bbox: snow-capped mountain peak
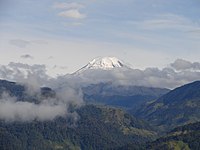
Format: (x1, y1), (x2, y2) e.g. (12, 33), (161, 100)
(88, 57), (124, 69)
(74, 57), (126, 74)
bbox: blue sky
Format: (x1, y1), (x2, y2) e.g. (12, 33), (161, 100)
(1, 0), (200, 75)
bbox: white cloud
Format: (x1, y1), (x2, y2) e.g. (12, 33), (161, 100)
(58, 9), (86, 19)
(0, 62), (84, 122)
(54, 2), (86, 19)
(0, 90), (82, 122)
(0, 96), (66, 122)
(0, 62), (49, 91)
(171, 59), (200, 71)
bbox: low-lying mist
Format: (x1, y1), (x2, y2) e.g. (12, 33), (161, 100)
(0, 68), (83, 122)
(0, 85), (83, 122)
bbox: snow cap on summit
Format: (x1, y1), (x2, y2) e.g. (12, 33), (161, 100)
(74, 57), (127, 74)
(88, 57), (124, 69)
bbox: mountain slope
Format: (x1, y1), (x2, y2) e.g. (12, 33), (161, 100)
(147, 122), (200, 150)
(0, 105), (157, 150)
(0, 79), (157, 149)
(135, 81), (200, 131)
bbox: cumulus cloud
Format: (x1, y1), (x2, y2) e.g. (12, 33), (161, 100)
(0, 62), (50, 96)
(20, 54), (34, 59)
(58, 9), (86, 19)
(54, 2), (86, 19)
(0, 62), (48, 82)
(171, 59), (200, 71)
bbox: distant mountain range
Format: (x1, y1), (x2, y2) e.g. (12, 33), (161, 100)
(83, 82), (169, 109)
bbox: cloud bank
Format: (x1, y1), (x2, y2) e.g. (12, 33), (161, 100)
(0, 59), (200, 90)
(66, 59), (200, 89)
(0, 86), (83, 122)
(0, 59), (199, 122)
(0, 63), (83, 122)
(0, 93), (66, 122)
(171, 59), (200, 71)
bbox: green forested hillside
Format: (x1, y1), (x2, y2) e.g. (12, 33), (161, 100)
(0, 105), (157, 150)
(135, 81), (200, 131)
(1, 79), (200, 149)
(147, 122), (200, 150)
